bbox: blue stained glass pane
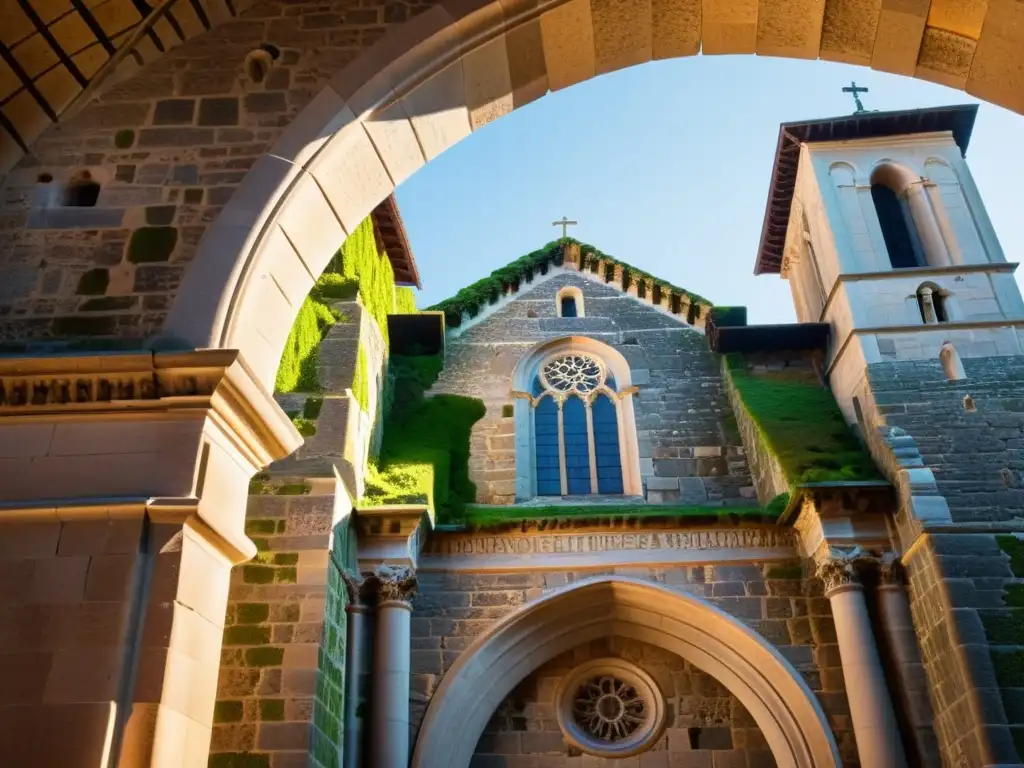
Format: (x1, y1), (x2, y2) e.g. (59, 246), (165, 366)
(535, 396), (561, 495)
(563, 397), (591, 494)
(593, 394), (623, 494)
(532, 375), (545, 397)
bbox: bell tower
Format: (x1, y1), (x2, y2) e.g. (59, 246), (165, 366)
(755, 103), (1024, 420)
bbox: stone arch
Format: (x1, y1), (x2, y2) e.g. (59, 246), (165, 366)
(411, 576), (841, 768)
(138, 0), (1022, 390)
(510, 336), (643, 498)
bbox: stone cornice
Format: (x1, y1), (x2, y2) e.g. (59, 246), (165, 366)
(0, 349), (301, 467)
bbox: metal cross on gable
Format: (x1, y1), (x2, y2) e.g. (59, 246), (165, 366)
(552, 216), (578, 238)
(842, 81), (870, 114)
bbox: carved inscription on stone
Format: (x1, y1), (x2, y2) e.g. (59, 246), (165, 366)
(428, 528), (795, 557)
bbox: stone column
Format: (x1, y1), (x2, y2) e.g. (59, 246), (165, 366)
(918, 286), (938, 324)
(343, 576), (368, 768)
(371, 565), (417, 768)
(818, 554), (908, 768)
(906, 182), (951, 267)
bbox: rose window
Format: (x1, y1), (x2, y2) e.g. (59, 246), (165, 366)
(556, 659), (665, 757)
(540, 354), (604, 394)
(572, 676), (646, 742)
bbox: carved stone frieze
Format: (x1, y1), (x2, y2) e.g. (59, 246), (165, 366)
(373, 564), (417, 604)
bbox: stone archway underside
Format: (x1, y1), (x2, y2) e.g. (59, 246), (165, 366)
(146, 0), (1024, 392)
(410, 577), (841, 768)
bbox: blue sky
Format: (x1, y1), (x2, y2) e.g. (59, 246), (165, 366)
(395, 55), (1024, 324)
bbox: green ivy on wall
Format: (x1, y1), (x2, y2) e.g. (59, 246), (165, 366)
(274, 215), (416, 397)
(362, 353), (485, 518)
(723, 354), (880, 484)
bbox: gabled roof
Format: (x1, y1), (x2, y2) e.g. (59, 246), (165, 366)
(754, 104), (979, 276)
(371, 195), (420, 288)
(427, 239), (714, 327)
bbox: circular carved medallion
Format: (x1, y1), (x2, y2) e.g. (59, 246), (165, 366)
(555, 658), (666, 757)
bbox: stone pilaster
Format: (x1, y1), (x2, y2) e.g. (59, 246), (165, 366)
(343, 573), (369, 768)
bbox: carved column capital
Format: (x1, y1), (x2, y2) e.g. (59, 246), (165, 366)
(815, 548), (878, 597)
(372, 564), (417, 605)
(878, 554), (907, 590)
(341, 571), (367, 607)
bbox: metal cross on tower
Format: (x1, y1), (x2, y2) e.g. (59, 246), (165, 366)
(552, 216), (578, 238)
(842, 81), (870, 114)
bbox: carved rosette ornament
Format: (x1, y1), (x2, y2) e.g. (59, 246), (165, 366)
(373, 565), (417, 605)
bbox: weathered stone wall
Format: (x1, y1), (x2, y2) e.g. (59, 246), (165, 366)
(410, 559), (860, 766)
(471, 635), (776, 768)
(867, 356), (1024, 525)
(860, 356), (1024, 765)
(430, 269), (755, 505)
(0, 0), (422, 347)
(211, 488), (354, 768)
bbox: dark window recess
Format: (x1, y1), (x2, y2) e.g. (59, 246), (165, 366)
(534, 395), (561, 496)
(560, 296), (578, 317)
(64, 172), (101, 207)
(872, 183), (924, 268)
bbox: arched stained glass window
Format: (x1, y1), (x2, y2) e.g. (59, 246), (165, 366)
(529, 353), (626, 497)
(535, 396), (562, 496)
(592, 394), (623, 493)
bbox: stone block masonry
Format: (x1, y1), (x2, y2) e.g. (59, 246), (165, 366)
(0, 0), (417, 347)
(211, 490), (352, 768)
(431, 271), (756, 505)
(409, 561), (860, 766)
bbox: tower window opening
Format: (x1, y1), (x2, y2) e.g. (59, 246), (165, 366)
(872, 182), (924, 268)
(917, 284), (948, 324)
(64, 171), (101, 207)
(561, 296), (578, 317)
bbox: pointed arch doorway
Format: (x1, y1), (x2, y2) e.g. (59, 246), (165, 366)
(410, 577), (841, 768)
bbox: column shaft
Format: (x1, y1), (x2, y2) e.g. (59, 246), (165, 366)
(906, 184), (951, 267)
(372, 601), (412, 768)
(829, 585), (908, 768)
(344, 604), (367, 768)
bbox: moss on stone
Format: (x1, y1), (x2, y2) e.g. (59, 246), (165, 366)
(724, 355), (881, 485)
(353, 345), (369, 413)
(249, 537), (269, 551)
(128, 226), (178, 263)
(275, 483), (309, 496)
(275, 297), (336, 393)
(236, 603), (270, 624)
(290, 417), (316, 437)
(275, 566), (297, 583)
(224, 625), (270, 645)
(76, 268), (109, 295)
(273, 553), (298, 565)
(209, 753), (272, 768)
(427, 238), (712, 327)
(114, 129), (135, 149)
(259, 699), (285, 721)
(991, 648), (1024, 687)
(765, 563), (803, 580)
(395, 286), (417, 314)
(213, 700), (244, 724)
(980, 609), (1024, 645)
(448, 504), (771, 528)
(501, 404), (514, 418)
(80, 296), (136, 312)
(1006, 584), (1024, 608)
(997, 535), (1024, 576)
(245, 519), (277, 535)
(242, 565), (274, 584)
(303, 396), (324, 419)
(276, 519), (287, 533)
(244, 647), (284, 667)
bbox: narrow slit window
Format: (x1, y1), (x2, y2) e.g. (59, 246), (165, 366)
(561, 296), (578, 317)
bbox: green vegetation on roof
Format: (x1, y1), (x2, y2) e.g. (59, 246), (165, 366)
(274, 215), (416, 396)
(426, 238), (712, 327)
(362, 353), (485, 517)
(444, 503), (775, 528)
(724, 354), (881, 485)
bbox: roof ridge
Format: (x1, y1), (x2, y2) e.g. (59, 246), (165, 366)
(426, 239), (714, 328)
